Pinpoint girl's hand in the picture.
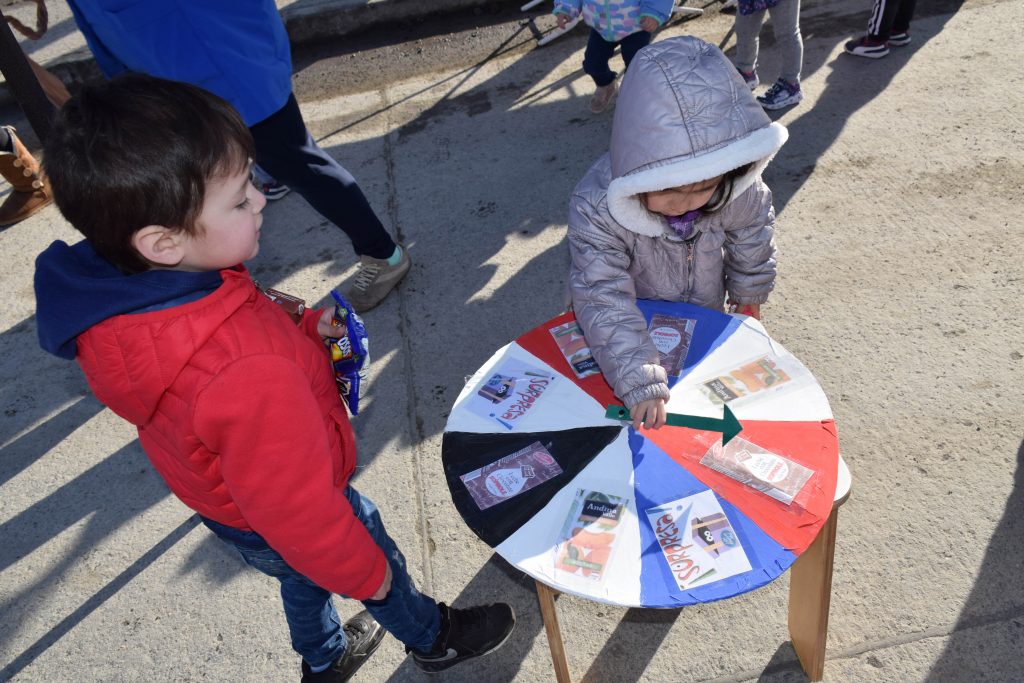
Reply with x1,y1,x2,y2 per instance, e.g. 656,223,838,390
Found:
317,308,343,338
640,16,659,32
738,303,761,320
555,12,570,29
632,398,667,430
729,302,761,320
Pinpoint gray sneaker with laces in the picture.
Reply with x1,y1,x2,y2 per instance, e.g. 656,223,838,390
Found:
346,244,411,312
300,610,385,682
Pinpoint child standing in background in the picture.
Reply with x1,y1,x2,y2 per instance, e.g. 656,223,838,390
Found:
732,0,805,110
554,0,675,113
844,0,917,59
567,37,786,431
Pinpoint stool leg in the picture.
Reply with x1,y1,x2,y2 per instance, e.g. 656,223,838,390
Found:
787,507,840,681
535,580,573,683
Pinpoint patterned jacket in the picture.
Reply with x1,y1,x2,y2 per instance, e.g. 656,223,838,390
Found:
553,0,675,41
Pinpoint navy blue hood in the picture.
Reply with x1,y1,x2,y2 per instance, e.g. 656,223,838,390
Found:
34,240,222,359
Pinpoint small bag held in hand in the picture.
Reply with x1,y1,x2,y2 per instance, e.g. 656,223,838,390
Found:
260,285,370,414
327,290,370,415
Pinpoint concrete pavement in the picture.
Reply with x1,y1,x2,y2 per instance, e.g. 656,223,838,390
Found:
2,0,1023,681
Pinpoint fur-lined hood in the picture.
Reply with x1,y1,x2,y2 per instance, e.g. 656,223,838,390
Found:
607,36,787,237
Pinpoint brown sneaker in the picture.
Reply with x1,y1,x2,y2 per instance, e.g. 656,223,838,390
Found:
346,244,411,312
589,82,617,113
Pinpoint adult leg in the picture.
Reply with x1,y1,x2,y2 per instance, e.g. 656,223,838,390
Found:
769,0,803,84
249,94,396,260
582,29,618,87
733,9,766,75
618,30,653,71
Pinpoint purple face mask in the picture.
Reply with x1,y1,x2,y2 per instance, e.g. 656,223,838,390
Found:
666,210,701,240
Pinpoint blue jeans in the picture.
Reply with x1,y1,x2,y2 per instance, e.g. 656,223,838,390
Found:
583,28,652,87
201,486,440,668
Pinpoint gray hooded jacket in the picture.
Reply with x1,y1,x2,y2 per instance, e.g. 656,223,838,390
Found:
567,36,787,410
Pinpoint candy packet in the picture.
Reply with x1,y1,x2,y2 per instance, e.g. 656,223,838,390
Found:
327,290,370,415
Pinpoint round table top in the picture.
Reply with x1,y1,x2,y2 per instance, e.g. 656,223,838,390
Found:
442,300,840,608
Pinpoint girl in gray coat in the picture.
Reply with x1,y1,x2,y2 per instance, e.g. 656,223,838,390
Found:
567,36,787,432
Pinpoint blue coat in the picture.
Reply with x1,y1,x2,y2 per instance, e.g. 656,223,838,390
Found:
67,0,292,126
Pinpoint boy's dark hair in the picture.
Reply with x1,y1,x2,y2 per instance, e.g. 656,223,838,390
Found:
702,163,755,215
44,73,255,273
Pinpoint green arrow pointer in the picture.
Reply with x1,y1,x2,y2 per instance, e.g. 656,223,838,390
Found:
605,404,744,445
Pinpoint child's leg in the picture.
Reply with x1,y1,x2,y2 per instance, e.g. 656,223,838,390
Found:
865,0,903,41
582,29,618,87
618,30,653,71
200,518,347,669
733,10,766,74
768,0,803,83
344,486,442,653
892,0,916,34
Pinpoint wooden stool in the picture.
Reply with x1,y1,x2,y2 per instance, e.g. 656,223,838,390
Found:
534,457,852,683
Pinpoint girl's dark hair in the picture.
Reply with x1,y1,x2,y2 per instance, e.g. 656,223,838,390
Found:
44,73,256,273
701,162,755,214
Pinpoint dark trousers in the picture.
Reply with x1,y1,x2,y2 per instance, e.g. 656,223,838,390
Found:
250,94,396,260
866,0,917,40
582,28,652,87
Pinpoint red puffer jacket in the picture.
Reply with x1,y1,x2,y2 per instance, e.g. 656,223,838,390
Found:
75,267,387,600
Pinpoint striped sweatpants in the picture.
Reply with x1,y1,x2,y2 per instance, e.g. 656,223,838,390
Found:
865,0,917,40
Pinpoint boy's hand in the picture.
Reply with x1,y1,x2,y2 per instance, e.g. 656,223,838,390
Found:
631,398,667,430
640,16,659,32
555,12,570,29
370,563,393,601
317,308,344,338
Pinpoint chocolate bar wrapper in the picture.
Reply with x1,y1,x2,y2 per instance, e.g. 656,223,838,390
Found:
459,441,563,510
549,320,601,379
553,489,628,584
700,354,798,405
699,436,814,505
647,314,696,377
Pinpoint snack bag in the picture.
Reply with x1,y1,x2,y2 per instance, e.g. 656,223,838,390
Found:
328,290,370,415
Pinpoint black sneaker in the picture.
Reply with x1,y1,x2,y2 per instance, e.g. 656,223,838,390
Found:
888,31,911,46
409,602,516,673
844,35,890,59
300,610,386,682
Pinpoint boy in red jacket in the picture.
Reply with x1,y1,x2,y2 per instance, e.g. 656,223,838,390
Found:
33,74,514,682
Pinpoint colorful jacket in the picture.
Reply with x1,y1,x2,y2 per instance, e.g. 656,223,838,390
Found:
567,37,787,409
34,242,387,600
66,0,291,126
553,0,675,42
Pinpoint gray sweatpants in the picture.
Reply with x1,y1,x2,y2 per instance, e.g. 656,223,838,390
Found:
733,0,803,84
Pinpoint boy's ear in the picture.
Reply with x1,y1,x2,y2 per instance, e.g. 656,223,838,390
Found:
131,225,186,267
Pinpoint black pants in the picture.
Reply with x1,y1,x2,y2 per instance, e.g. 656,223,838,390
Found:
250,94,396,259
582,28,652,87
866,0,916,40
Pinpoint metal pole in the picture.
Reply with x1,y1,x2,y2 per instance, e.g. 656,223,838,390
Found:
0,9,55,143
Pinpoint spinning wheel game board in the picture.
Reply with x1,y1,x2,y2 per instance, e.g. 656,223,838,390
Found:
442,300,839,608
